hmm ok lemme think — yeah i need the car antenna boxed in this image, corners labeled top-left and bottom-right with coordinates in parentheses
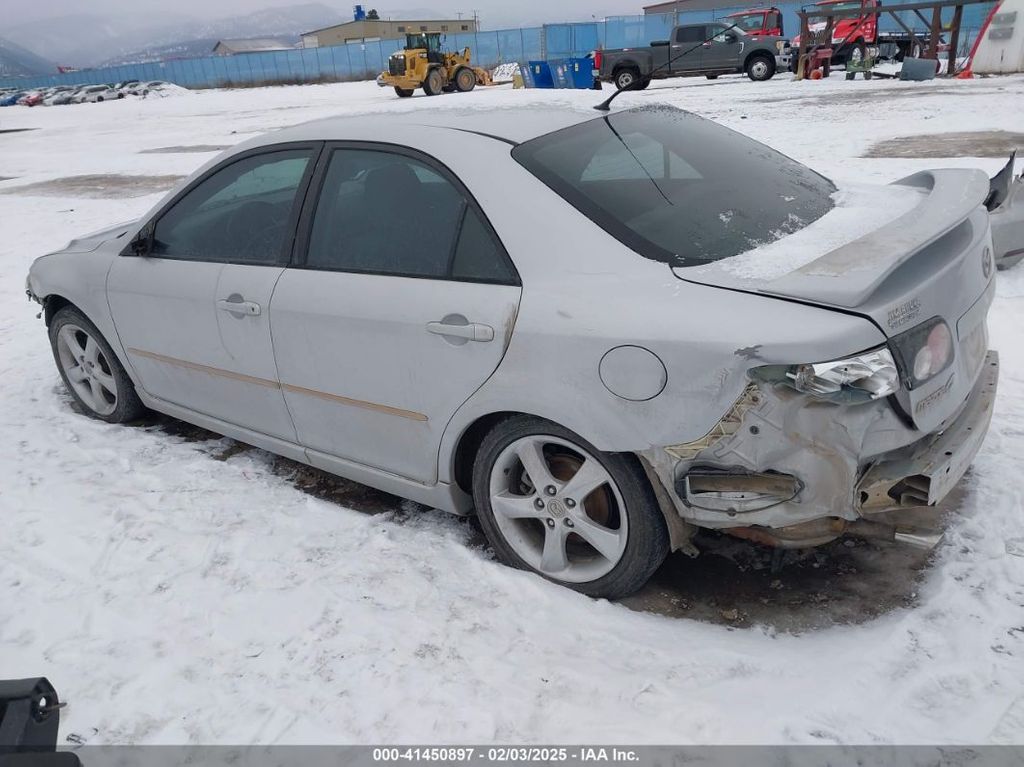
top-left (595, 21), bottom-right (744, 111)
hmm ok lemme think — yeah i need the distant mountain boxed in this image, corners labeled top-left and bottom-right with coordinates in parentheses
top-left (6, 3), bottom-right (346, 68)
top-left (0, 36), bottom-right (57, 77)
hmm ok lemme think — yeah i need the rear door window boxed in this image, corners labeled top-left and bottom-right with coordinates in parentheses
top-left (676, 26), bottom-right (706, 43)
top-left (304, 148), bottom-right (518, 284)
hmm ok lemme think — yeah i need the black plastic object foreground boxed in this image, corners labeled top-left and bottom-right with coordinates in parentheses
top-left (0, 679), bottom-right (61, 755)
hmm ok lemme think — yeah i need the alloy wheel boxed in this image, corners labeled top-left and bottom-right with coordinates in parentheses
top-left (56, 324), bottom-right (118, 416)
top-left (488, 435), bottom-right (628, 583)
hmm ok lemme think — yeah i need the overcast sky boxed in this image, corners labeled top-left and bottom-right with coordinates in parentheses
top-left (7, 0), bottom-right (641, 29)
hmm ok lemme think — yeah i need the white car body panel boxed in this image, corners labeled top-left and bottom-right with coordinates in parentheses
top-left (26, 106), bottom-right (998, 535)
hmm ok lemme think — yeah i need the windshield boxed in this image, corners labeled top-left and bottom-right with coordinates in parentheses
top-left (512, 106), bottom-right (835, 268)
top-left (819, 1), bottom-right (865, 10)
top-left (731, 14), bottom-right (767, 31)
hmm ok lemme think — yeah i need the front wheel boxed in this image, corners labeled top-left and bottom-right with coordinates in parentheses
top-left (394, 86), bottom-right (414, 97)
top-left (472, 416), bottom-right (669, 599)
top-left (423, 67), bottom-right (445, 96)
top-left (49, 306), bottom-right (145, 423)
top-left (847, 40), bottom-right (867, 67)
top-left (746, 54), bottom-right (776, 81)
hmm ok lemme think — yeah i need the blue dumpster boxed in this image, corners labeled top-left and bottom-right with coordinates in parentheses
top-left (518, 63), bottom-right (536, 88)
top-left (565, 57), bottom-right (596, 89)
top-left (550, 59), bottom-right (571, 88)
top-left (527, 60), bottom-right (554, 89)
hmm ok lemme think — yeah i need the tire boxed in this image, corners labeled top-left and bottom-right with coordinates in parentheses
top-left (705, 74), bottom-right (719, 80)
top-left (394, 87), bottom-right (414, 97)
top-left (455, 67), bottom-right (476, 92)
top-left (847, 40), bottom-right (867, 67)
top-left (423, 67), bottom-right (445, 96)
top-left (49, 305), bottom-right (145, 423)
top-left (613, 67), bottom-right (641, 91)
top-left (636, 76), bottom-right (651, 90)
top-left (746, 54), bottom-right (776, 81)
top-left (472, 415), bottom-right (669, 599)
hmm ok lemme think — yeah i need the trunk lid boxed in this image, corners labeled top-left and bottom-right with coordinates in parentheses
top-left (676, 169), bottom-right (995, 432)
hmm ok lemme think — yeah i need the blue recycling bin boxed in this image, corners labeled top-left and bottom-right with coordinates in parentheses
top-left (527, 60), bottom-right (554, 89)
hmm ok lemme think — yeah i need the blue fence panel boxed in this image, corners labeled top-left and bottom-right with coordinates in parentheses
top-left (0, 3), bottom-right (999, 91)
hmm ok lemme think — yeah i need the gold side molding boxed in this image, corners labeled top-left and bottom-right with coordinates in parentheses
top-left (127, 347), bottom-right (428, 422)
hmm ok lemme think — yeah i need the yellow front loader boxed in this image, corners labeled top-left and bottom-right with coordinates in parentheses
top-left (379, 32), bottom-right (493, 97)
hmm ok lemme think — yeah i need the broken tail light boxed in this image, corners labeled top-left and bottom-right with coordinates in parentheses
top-left (752, 347), bottom-right (900, 403)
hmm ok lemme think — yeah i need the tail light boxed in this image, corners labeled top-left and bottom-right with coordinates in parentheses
top-left (594, 50), bottom-right (603, 70)
top-left (890, 317), bottom-right (954, 389)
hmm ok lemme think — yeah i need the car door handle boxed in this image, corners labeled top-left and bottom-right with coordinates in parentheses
top-left (216, 297), bottom-right (261, 316)
top-left (426, 320), bottom-right (494, 342)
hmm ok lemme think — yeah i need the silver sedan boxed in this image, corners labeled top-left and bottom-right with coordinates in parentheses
top-left (26, 105), bottom-right (999, 598)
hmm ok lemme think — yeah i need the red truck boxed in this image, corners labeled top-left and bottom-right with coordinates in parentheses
top-left (791, 0), bottom-right (932, 68)
top-left (724, 6), bottom-right (786, 38)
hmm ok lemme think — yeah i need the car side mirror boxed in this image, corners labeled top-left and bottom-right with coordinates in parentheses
top-left (724, 33), bottom-right (738, 43)
top-left (128, 226), bottom-right (154, 257)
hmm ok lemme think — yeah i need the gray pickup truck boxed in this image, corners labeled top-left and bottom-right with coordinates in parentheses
top-left (597, 22), bottom-right (791, 89)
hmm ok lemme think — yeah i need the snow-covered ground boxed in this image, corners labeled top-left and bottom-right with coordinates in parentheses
top-left (1, 74), bottom-right (1024, 745)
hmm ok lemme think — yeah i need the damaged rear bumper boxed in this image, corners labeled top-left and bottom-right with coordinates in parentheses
top-left (641, 350), bottom-right (999, 547)
top-left (857, 350), bottom-right (998, 512)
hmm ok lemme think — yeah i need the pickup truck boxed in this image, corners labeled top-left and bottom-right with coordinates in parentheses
top-left (596, 22), bottom-right (792, 89)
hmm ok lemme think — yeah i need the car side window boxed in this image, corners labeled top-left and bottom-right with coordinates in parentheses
top-left (151, 149), bottom-right (312, 265)
top-left (305, 148), bottom-right (516, 284)
top-left (676, 26), bottom-right (705, 43)
top-left (709, 25), bottom-right (732, 43)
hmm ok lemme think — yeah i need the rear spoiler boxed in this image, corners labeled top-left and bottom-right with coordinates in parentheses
top-left (761, 168), bottom-right (989, 308)
top-left (986, 150), bottom-right (1018, 211)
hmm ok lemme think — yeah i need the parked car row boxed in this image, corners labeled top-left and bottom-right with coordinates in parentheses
top-left (0, 80), bottom-right (181, 107)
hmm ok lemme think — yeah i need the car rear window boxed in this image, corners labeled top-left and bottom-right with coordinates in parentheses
top-left (512, 106), bottom-right (835, 268)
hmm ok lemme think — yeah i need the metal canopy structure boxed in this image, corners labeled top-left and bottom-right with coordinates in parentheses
top-left (795, 0), bottom-right (994, 78)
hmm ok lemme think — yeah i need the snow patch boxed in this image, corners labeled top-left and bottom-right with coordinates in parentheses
top-left (714, 183), bottom-right (926, 281)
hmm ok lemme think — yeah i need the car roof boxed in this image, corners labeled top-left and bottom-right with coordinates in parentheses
top-left (245, 105), bottom-right (614, 148)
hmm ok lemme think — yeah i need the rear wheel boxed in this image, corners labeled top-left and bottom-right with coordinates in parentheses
top-left (613, 67), bottom-right (641, 91)
top-left (746, 54), bottom-right (776, 81)
top-left (455, 67), bottom-right (477, 92)
top-left (49, 306), bottom-right (144, 423)
top-left (423, 67), bottom-right (445, 96)
top-left (394, 86), bottom-right (414, 97)
top-left (705, 73), bottom-right (719, 80)
top-left (472, 416), bottom-right (669, 599)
